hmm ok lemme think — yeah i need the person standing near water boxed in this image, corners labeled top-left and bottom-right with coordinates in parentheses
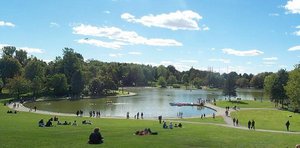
top-left (286, 120), bottom-right (290, 131)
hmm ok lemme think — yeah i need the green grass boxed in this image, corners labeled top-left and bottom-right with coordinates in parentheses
top-left (1, 102), bottom-right (300, 147)
top-left (216, 100), bottom-right (275, 108)
top-left (168, 116), bottom-right (225, 124)
top-left (231, 109), bottom-right (300, 132)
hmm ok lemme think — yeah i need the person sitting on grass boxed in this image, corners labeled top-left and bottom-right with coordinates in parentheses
top-left (163, 121), bottom-right (168, 129)
top-left (38, 119), bottom-right (44, 127)
top-left (82, 120), bottom-right (92, 125)
top-left (72, 120), bottom-right (77, 126)
top-left (88, 128), bottom-right (104, 144)
top-left (178, 123), bottom-right (182, 128)
top-left (45, 119), bottom-right (53, 127)
top-left (169, 122), bottom-right (173, 129)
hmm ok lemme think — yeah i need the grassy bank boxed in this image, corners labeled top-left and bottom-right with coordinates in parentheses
top-left (1, 101), bottom-right (300, 148)
top-left (216, 100), bottom-right (275, 108)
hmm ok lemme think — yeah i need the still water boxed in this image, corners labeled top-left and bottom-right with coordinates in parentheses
top-left (24, 87), bottom-right (264, 118)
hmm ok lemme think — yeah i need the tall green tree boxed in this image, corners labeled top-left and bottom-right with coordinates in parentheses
top-left (2, 46), bottom-right (16, 58)
top-left (49, 74), bottom-right (68, 96)
top-left (31, 77), bottom-right (44, 99)
top-left (192, 77), bottom-right (203, 89)
top-left (285, 68), bottom-right (300, 111)
top-left (6, 76), bottom-right (30, 99)
top-left (15, 49), bottom-right (28, 66)
top-left (71, 70), bottom-right (85, 97)
top-left (167, 75), bottom-right (177, 85)
top-left (0, 57), bottom-right (22, 84)
top-left (25, 58), bottom-right (46, 81)
top-left (62, 48), bottom-right (83, 83)
top-left (89, 78), bottom-right (104, 96)
top-left (157, 76), bottom-right (167, 88)
top-left (223, 72), bottom-right (237, 99)
top-left (181, 73), bottom-right (189, 89)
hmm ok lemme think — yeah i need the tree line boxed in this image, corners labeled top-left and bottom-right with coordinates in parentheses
top-left (0, 46), bottom-right (299, 110)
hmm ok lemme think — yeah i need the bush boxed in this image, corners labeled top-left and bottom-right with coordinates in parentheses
top-left (172, 84), bottom-right (181, 88)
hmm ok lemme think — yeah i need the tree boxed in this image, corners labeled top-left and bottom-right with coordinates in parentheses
top-left (285, 68), bottom-right (300, 111)
top-left (89, 78), bottom-right (104, 96)
top-left (181, 73), bottom-right (189, 89)
top-left (167, 75), bottom-right (177, 85)
top-left (15, 49), bottom-right (28, 66)
top-left (0, 57), bottom-right (22, 84)
top-left (25, 58), bottom-right (46, 81)
top-left (0, 79), bottom-right (4, 94)
top-left (264, 70), bottom-right (288, 108)
top-left (31, 77), bottom-right (44, 99)
top-left (223, 72), bottom-right (237, 99)
top-left (157, 65), bottom-right (168, 79)
top-left (2, 46), bottom-right (16, 58)
top-left (236, 77), bottom-right (249, 88)
top-left (62, 48), bottom-right (84, 83)
top-left (6, 76), bottom-right (30, 99)
top-left (157, 76), bottom-right (167, 88)
top-left (49, 74), bottom-right (68, 96)
top-left (193, 77), bottom-right (203, 89)
top-left (70, 70), bottom-right (85, 97)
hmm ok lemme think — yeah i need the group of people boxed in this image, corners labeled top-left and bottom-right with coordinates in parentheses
top-left (200, 114), bottom-right (206, 119)
top-left (232, 118), bottom-right (239, 126)
top-left (7, 110), bottom-right (17, 114)
top-left (163, 121), bottom-right (182, 129)
top-left (89, 111), bottom-right (101, 118)
top-left (134, 112), bottom-right (144, 119)
top-left (135, 128), bottom-right (158, 136)
top-left (76, 110), bottom-right (84, 116)
top-left (247, 120), bottom-right (255, 130)
top-left (177, 112), bottom-right (183, 118)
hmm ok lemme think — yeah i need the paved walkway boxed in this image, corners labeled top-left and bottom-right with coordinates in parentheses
top-left (6, 102), bottom-right (300, 134)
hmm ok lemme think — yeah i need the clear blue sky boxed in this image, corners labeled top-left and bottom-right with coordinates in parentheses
top-left (1, 0), bottom-right (300, 74)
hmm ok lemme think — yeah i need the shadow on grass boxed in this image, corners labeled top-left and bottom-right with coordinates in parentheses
top-left (228, 100), bottom-right (248, 105)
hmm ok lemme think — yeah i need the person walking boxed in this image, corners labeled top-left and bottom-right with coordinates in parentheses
top-left (233, 118), bottom-right (236, 126)
top-left (247, 120), bottom-right (251, 129)
top-left (251, 120), bottom-right (255, 130)
top-left (286, 120), bottom-right (290, 131)
top-left (236, 119), bottom-right (239, 126)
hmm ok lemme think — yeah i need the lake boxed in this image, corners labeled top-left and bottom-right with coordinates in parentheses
top-left (24, 87), bottom-right (265, 118)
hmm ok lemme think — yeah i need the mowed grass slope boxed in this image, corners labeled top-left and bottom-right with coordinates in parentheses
top-left (216, 100), bottom-right (275, 108)
top-left (1, 103), bottom-right (300, 148)
top-left (231, 109), bottom-right (300, 131)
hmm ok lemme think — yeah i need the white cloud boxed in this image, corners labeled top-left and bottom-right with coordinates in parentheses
top-left (0, 20), bottom-right (15, 27)
top-left (263, 61), bottom-right (276, 65)
top-left (77, 38), bottom-right (124, 49)
top-left (104, 10), bottom-right (111, 14)
top-left (128, 51), bottom-right (142, 55)
top-left (246, 61), bottom-right (252, 65)
top-left (209, 58), bottom-right (231, 63)
top-left (19, 47), bottom-right (43, 53)
top-left (285, 0), bottom-right (300, 14)
top-left (263, 57), bottom-right (278, 61)
top-left (288, 45), bottom-right (300, 51)
top-left (73, 24), bottom-right (182, 48)
top-left (222, 48), bottom-right (264, 56)
top-left (293, 25), bottom-right (300, 36)
top-left (121, 10), bottom-right (205, 31)
top-left (50, 22), bottom-right (60, 28)
top-left (0, 44), bottom-right (11, 49)
top-left (0, 43), bottom-right (43, 53)
top-left (269, 13), bottom-right (279, 16)
top-left (109, 53), bottom-right (123, 58)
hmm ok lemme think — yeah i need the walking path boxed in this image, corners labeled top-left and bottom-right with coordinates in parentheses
top-left (7, 102), bottom-right (300, 134)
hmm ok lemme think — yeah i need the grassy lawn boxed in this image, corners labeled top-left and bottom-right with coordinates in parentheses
top-left (168, 116), bottom-right (225, 124)
top-left (231, 109), bottom-right (300, 131)
top-left (216, 100), bottom-right (275, 108)
top-left (1, 101), bottom-right (300, 148)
